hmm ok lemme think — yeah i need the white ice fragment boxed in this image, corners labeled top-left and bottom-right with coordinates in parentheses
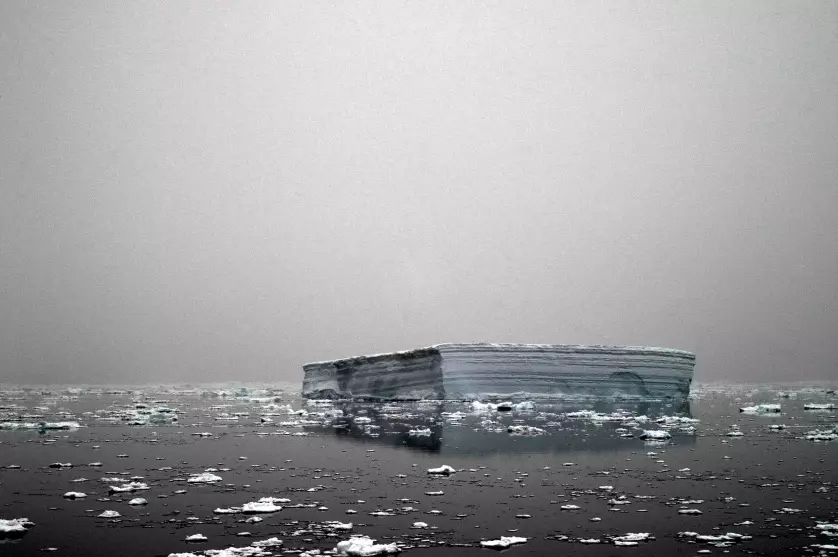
top-left (109, 481), bottom-right (149, 493)
top-left (638, 430), bottom-right (671, 440)
top-left (804, 403), bottom-right (836, 410)
top-left (187, 472), bottom-right (223, 484)
top-left (411, 522), bottom-right (428, 529)
top-left (128, 498), bottom-right (148, 505)
top-left (335, 535), bottom-right (399, 556)
top-left (185, 534), bottom-right (207, 542)
top-left (0, 518), bottom-right (34, 536)
top-left (480, 536), bottom-right (528, 549)
top-left (98, 510), bottom-right (121, 518)
top-left (407, 427), bottom-right (431, 437)
top-left (427, 465), bottom-right (456, 475)
top-left (241, 501), bottom-right (283, 513)
top-left (507, 425), bottom-right (546, 436)
top-left (739, 404), bottom-right (781, 414)
top-left (63, 492), bottom-right (87, 499)
top-left (678, 509), bottom-right (702, 515)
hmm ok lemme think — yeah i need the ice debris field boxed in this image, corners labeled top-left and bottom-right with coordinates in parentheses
top-left (1, 383), bottom-right (837, 556)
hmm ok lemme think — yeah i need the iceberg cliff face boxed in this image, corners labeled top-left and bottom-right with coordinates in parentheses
top-left (302, 343), bottom-right (695, 400)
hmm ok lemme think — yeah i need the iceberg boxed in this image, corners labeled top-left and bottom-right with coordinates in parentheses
top-left (303, 343), bottom-right (694, 401)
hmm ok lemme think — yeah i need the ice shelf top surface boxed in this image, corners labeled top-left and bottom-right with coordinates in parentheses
top-left (303, 343), bottom-right (696, 367)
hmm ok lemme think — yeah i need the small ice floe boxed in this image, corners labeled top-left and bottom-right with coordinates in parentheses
top-left (739, 404), bottom-right (781, 414)
top-left (768, 424), bottom-right (786, 430)
top-left (63, 492), bottom-right (87, 499)
top-left (0, 421), bottom-right (81, 430)
top-left (245, 516), bottom-right (263, 524)
top-left (187, 472), bottom-right (223, 484)
top-left (655, 416), bottom-right (699, 426)
top-left (251, 537), bottom-right (283, 548)
top-left (480, 536), bottom-right (528, 549)
top-left (128, 498), bottom-right (148, 506)
top-left (335, 535), bottom-right (399, 556)
top-left (638, 430), bottom-right (671, 440)
top-left (185, 533), bottom-right (207, 542)
top-left (507, 425), bottom-right (546, 436)
top-left (726, 429), bottom-right (745, 437)
top-left (560, 505), bottom-right (580, 510)
top-left (109, 482), bottom-right (149, 493)
top-left (369, 511), bottom-right (395, 517)
top-left (805, 427), bottom-right (838, 442)
top-left (774, 507), bottom-right (803, 514)
top-left (324, 522), bottom-right (353, 531)
top-left (804, 403), bottom-right (836, 410)
top-left (677, 531), bottom-right (752, 547)
top-left (611, 533), bottom-right (652, 546)
top-left (48, 462), bottom-right (73, 468)
top-left (97, 510), bottom-right (121, 518)
top-left (427, 465), bottom-right (456, 475)
top-left (678, 509), bottom-right (702, 515)
top-left (425, 491), bottom-right (444, 496)
top-left (411, 522), bottom-right (428, 529)
top-left (241, 500), bottom-right (283, 513)
top-left (408, 427), bottom-right (431, 437)
top-left (0, 518), bottom-right (34, 537)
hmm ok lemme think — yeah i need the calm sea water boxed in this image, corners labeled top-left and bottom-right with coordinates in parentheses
top-left (1, 383), bottom-right (836, 556)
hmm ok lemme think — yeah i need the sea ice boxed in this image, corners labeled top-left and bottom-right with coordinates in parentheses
top-left (0, 518), bottom-right (34, 536)
top-left (480, 536), bottom-right (528, 549)
top-left (335, 535), bottom-right (399, 556)
top-left (188, 472), bottom-right (223, 484)
top-left (739, 404), bottom-right (781, 414)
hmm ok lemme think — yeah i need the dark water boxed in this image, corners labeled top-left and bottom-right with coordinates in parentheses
top-left (1, 383), bottom-right (836, 556)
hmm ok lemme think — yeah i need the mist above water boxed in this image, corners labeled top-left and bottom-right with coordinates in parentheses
top-left (1, 2), bottom-right (836, 384)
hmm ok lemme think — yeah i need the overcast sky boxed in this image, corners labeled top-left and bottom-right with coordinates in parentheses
top-left (1, 1), bottom-right (836, 385)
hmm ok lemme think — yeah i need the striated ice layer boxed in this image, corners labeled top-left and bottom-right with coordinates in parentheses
top-left (302, 343), bottom-right (695, 400)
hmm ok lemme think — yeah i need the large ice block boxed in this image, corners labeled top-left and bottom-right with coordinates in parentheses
top-left (302, 343), bottom-right (695, 400)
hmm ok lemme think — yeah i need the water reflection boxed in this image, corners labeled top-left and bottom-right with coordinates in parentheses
top-left (308, 399), bottom-right (695, 455)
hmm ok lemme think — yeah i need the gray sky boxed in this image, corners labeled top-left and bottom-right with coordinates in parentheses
top-left (1, 1), bottom-right (836, 385)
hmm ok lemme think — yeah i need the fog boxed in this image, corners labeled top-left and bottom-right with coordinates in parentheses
top-left (1, 2), bottom-right (836, 385)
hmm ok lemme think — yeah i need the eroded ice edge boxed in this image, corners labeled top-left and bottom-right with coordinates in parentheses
top-left (302, 343), bottom-right (695, 401)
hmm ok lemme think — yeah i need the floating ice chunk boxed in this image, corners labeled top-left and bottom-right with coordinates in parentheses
top-left (187, 472), bottom-right (223, 484)
top-left (507, 425), bottom-right (546, 436)
top-left (427, 465), bottom-right (456, 475)
top-left (0, 421), bottom-right (81, 430)
top-left (324, 522), bottom-right (353, 531)
top-left (48, 462), bottom-right (73, 468)
top-left (560, 504), bottom-right (580, 510)
top-left (407, 427), bottom-right (431, 437)
top-left (678, 509), bottom-right (702, 515)
top-left (241, 501), bottom-right (282, 513)
top-left (739, 404), bottom-right (781, 414)
top-left (185, 534), bottom-right (207, 542)
top-left (579, 538), bottom-right (601, 544)
top-left (805, 427), bottom-right (838, 441)
top-left (480, 536), bottom-right (528, 549)
top-left (98, 510), bottom-right (121, 518)
top-left (109, 482), bottom-right (149, 493)
top-left (612, 533), bottom-right (651, 546)
top-left (335, 535), bottom-right (399, 556)
top-left (63, 492), bottom-right (87, 499)
top-left (0, 518), bottom-right (34, 536)
top-left (425, 491), bottom-right (444, 496)
top-left (251, 537), bottom-right (283, 548)
top-left (128, 498), bottom-right (148, 505)
top-left (804, 403), bottom-right (836, 410)
top-left (638, 430), bottom-right (671, 440)
top-left (411, 522), bottom-right (428, 529)
top-left (513, 401), bottom-right (535, 411)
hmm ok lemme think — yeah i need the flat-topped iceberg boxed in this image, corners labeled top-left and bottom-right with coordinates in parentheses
top-left (302, 343), bottom-right (694, 401)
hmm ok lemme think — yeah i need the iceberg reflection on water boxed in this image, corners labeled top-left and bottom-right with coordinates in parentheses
top-left (309, 399), bottom-right (696, 455)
